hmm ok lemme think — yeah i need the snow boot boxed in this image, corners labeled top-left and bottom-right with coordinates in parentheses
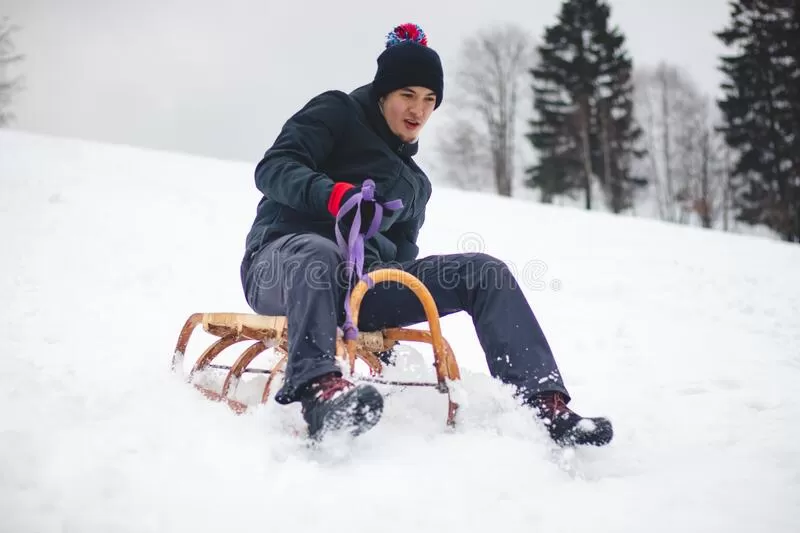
top-left (530, 392), bottom-right (613, 447)
top-left (300, 372), bottom-right (384, 440)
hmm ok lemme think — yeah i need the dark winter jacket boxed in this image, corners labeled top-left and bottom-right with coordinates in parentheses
top-left (243, 83), bottom-right (432, 268)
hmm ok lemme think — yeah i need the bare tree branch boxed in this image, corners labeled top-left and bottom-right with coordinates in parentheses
top-left (434, 117), bottom-right (493, 191)
top-left (436, 23), bottom-right (535, 197)
top-left (633, 61), bottom-right (731, 228)
top-left (0, 16), bottom-right (25, 127)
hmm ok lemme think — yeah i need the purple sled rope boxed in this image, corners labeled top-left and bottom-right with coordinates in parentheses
top-left (334, 179), bottom-right (403, 341)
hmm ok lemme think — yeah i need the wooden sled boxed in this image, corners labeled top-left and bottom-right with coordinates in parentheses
top-left (171, 268), bottom-right (462, 427)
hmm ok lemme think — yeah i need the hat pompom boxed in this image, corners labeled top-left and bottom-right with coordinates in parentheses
top-left (385, 23), bottom-right (428, 48)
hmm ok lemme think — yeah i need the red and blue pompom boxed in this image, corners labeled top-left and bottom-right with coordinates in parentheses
top-left (385, 23), bottom-right (428, 48)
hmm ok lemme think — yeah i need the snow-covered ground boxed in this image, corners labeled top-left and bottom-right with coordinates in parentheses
top-left (2, 130), bottom-right (799, 532)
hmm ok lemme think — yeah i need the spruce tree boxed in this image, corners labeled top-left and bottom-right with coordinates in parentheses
top-left (716, 0), bottom-right (800, 242)
top-left (525, 0), bottom-right (645, 212)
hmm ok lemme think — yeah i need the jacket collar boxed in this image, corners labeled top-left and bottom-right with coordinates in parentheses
top-left (350, 84), bottom-right (419, 160)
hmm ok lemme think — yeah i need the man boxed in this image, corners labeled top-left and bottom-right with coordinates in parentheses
top-left (240, 23), bottom-right (613, 446)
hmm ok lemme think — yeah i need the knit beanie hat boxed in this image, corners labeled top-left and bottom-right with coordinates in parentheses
top-left (372, 23), bottom-right (444, 109)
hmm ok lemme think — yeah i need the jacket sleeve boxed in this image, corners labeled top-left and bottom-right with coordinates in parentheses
top-left (386, 211), bottom-right (425, 263)
top-left (254, 90), bottom-right (352, 215)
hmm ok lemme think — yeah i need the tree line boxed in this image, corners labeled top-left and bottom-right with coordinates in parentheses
top-left (436, 0), bottom-right (800, 243)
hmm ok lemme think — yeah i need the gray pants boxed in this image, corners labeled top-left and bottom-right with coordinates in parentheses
top-left (240, 233), bottom-right (568, 405)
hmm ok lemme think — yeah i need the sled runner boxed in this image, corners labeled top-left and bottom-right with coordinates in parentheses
top-left (171, 267), bottom-right (462, 427)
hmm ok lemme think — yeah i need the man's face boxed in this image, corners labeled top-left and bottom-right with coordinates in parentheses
top-left (380, 86), bottom-right (437, 143)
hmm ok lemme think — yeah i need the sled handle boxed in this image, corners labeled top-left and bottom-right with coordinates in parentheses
top-left (347, 269), bottom-right (448, 380)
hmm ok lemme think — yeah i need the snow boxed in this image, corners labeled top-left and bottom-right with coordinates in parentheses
top-left (2, 129), bottom-right (799, 532)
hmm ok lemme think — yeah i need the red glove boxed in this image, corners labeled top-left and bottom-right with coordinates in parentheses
top-left (327, 182), bottom-right (397, 234)
top-left (327, 182), bottom-right (356, 217)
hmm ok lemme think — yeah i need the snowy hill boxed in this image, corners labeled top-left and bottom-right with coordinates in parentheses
top-left (2, 130), bottom-right (799, 532)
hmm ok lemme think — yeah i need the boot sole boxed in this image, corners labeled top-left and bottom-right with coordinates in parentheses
top-left (558, 417), bottom-right (614, 447)
top-left (310, 385), bottom-right (384, 441)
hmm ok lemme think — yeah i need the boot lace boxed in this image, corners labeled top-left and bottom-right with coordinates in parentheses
top-left (308, 373), bottom-right (354, 403)
top-left (534, 392), bottom-right (571, 418)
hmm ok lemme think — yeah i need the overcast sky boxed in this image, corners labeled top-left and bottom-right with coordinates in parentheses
top-left (4, 0), bottom-right (732, 171)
